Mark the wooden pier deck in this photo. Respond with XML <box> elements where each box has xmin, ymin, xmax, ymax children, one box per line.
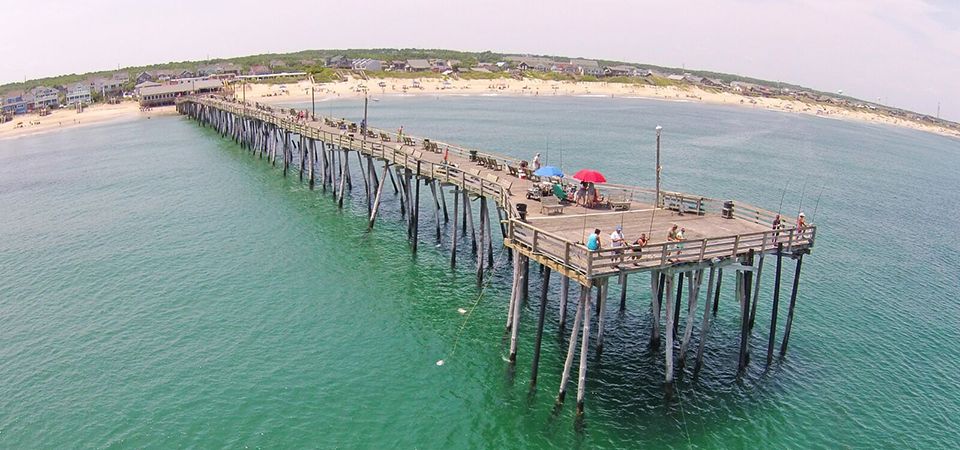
<box><xmin>177</xmin><ymin>95</ymin><xmax>817</xmax><ymax>417</ymax></box>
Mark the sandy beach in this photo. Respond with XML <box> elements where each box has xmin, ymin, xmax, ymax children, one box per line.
<box><xmin>2</xmin><ymin>76</ymin><xmax>957</xmax><ymax>141</ymax></box>
<box><xmin>243</xmin><ymin>76</ymin><xmax>960</xmax><ymax>139</ymax></box>
<box><xmin>0</xmin><ymin>102</ymin><xmax>176</xmax><ymax>141</ymax></box>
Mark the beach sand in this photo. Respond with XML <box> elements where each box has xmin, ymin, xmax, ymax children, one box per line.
<box><xmin>242</xmin><ymin>76</ymin><xmax>960</xmax><ymax>140</ymax></box>
<box><xmin>2</xmin><ymin>76</ymin><xmax>957</xmax><ymax>141</ymax></box>
<box><xmin>0</xmin><ymin>102</ymin><xmax>176</xmax><ymax>141</ymax></box>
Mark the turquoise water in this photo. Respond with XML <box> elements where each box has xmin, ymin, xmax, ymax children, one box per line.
<box><xmin>1</xmin><ymin>96</ymin><xmax>958</xmax><ymax>447</ymax></box>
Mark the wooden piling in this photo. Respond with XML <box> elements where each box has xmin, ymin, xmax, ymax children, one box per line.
<box><xmin>779</xmin><ymin>253</ymin><xmax>804</xmax><ymax>356</ymax></box>
<box><xmin>749</xmin><ymin>250</ymin><xmax>766</xmax><ymax>330</ymax></box>
<box><xmin>509</xmin><ymin>256</ymin><xmax>526</xmax><ymax>363</ymax></box>
<box><xmin>619</xmin><ymin>271</ymin><xmax>628</xmax><ymax>312</ymax></box>
<box><xmin>412</xmin><ymin>162</ymin><xmax>421</xmax><ymax>253</ymax></box>
<box><xmin>558</xmin><ymin>276</ymin><xmax>570</xmax><ymax>332</ymax></box>
<box><xmin>476</xmin><ymin>197</ymin><xmax>486</xmax><ymax>287</ymax></box>
<box><xmin>693</xmin><ymin>266</ymin><xmax>717</xmax><ymax>377</ymax></box>
<box><xmin>673</xmin><ymin>271</ymin><xmax>684</xmax><ymax>339</ymax></box>
<box><xmin>576</xmin><ymin>284</ymin><xmax>594</xmax><ymax>415</ymax></box>
<box><xmin>664</xmin><ymin>273</ymin><xmax>676</xmax><ymax>383</ymax></box>
<box><xmin>530</xmin><ymin>266</ymin><xmax>552</xmax><ymax>386</ymax></box>
<box><xmin>596</xmin><ymin>278</ymin><xmax>609</xmax><ymax>354</ymax></box>
<box><xmin>368</xmin><ymin>163</ymin><xmax>389</xmax><ymax>229</ymax></box>
<box><xmin>767</xmin><ymin>243</ymin><xmax>784</xmax><ymax>365</ymax></box>
<box><xmin>713</xmin><ymin>268</ymin><xmax>723</xmax><ymax>315</ymax></box>
<box><xmin>451</xmin><ymin>186</ymin><xmax>459</xmax><ymax>269</ymax></box>
<box><xmin>678</xmin><ymin>269</ymin><xmax>703</xmax><ymax>370</ymax></box>
<box><xmin>557</xmin><ymin>286</ymin><xmax>586</xmax><ymax>405</ymax></box>
<box><xmin>649</xmin><ymin>271</ymin><xmax>663</xmax><ymax>349</ymax></box>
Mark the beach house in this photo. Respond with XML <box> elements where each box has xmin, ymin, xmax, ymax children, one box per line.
<box><xmin>65</xmin><ymin>83</ymin><xmax>92</xmax><ymax>105</ymax></box>
<box><xmin>571</xmin><ymin>59</ymin><xmax>603</xmax><ymax>76</ymax></box>
<box><xmin>405</xmin><ymin>59</ymin><xmax>431</xmax><ymax>72</ymax></box>
<box><xmin>2</xmin><ymin>93</ymin><xmax>29</xmax><ymax>115</ymax></box>
<box><xmin>30</xmin><ymin>87</ymin><xmax>60</xmax><ymax>109</ymax></box>
<box><xmin>352</xmin><ymin>58</ymin><xmax>382</xmax><ymax>72</ymax></box>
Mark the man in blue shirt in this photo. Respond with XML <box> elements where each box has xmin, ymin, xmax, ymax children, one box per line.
<box><xmin>587</xmin><ymin>228</ymin><xmax>601</xmax><ymax>251</ymax></box>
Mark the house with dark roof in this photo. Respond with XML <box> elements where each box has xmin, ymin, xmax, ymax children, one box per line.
<box><xmin>405</xmin><ymin>59</ymin><xmax>431</xmax><ymax>72</ymax></box>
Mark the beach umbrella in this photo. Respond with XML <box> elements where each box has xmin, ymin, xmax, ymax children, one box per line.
<box><xmin>573</xmin><ymin>169</ymin><xmax>607</xmax><ymax>184</ymax></box>
<box><xmin>533</xmin><ymin>165</ymin><xmax>564</xmax><ymax>177</ymax></box>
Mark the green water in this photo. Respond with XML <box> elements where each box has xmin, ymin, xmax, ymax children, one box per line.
<box><xmin>1</xmin><ymin>96</ymin><xmax>958</xmax><ymax>448</ymax></box>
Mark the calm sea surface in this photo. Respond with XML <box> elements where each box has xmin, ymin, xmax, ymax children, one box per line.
<box><xmin>1</xmin><ymin>95</ymin><xmax>958</xmax><ymax>448</ymax></box>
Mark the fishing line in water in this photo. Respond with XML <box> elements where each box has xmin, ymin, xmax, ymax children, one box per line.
<box><xmin>437</xmin><ymin>243</ymin><xmax>511</xmax><ymax>366</ymax></box>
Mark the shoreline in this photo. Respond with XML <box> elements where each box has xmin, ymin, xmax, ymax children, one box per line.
<box><xmin>2</xmin><ymin>77</ymin><xmax>957</xmax><ymax>141</ymax></box>
<box><xmin>246</xmin><ymin>77</ymin><xmax>960</xmax><ymax>140</ymax></box>
<box><xmin>0</xmin><ymin>102</ymin><xmax>178</xmax><ymax>141</ymax></box>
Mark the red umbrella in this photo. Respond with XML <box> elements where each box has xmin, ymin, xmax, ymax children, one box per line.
<box><xmin>573</xmin><ymin>169</ymin><xmax>607</xmax><ymax>183</ymax></box>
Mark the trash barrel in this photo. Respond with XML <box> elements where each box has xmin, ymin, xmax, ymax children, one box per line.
<box><xmin>516</xmin><ymin>203</ymin><xmax>528</xmax><ymax>222</ymax></box>
<box><xmin>722</xmin><ymin>201</ymin><xmax>735</xmax><ymax>219</ymax></box>
<box><xmin>469</xmin><ymin>150</ymin><xmax>478</xmax><ymax>161</ymax></box>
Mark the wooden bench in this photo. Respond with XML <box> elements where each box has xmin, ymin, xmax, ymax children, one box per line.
<box><xmin>540</xmin><ymin>196</ymin><xmax>565</xmax><ymax>215</ymax></box>
<box><xmin>486</xmin><ymin>157</ymin><xmax>503</xmax><ymax>171</ymax></box>
<box><xmin>380</xmin><ymin>132</ymin><xmax>391</xmax><ymax>142</ymax></box>
<box><xmin>608</xmin><ymin>193</ymin><xmax>631</xmax><ymax>211</ymax></box>
<box><xmin>403</xmin><ymin>137</ymin><xmax>416</xmax><ymax>146</ymax></box>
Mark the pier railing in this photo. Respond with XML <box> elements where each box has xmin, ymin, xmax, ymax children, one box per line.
<box><xmin>185</xmin><ymin>97</ymin><xmax>513</xmax><ymax>209</ymax></box>
<box><xmin>507</xmin><ymin>219</ymin><xmax>814</xmax><ymax>279</ymax></box>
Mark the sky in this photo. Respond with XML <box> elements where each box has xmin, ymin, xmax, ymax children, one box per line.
<box><xmin>1</xmin><ymin>0</ymin><xmax>958</xmax><ymax>121</ymax></box>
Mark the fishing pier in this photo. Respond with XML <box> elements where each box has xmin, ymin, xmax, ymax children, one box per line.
<box><xmin>176</xmin><ymin>96</ymin><xmax>816</xmax><ymax>415</ymax></box>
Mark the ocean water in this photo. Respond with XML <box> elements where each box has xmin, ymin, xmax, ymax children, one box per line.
<box><xmin>1</xmin><ymin>95</ymin><xmax>958</xmax><ymax>448</ymax></box>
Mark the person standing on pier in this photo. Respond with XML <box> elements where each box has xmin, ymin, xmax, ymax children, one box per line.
<box><xmin>796</xmin><ymin>212</ymin><xmax>807</xmax><ymax>239</ymax></box>
<box><xmin>532</xmin><ymin>152</ymin><xmax>541</xmax><ymax>170</ymax></box>
<box><xmin>772</xmin><ymin>214</ymin><xmax>785</xmax><ymax>243</ymax></box>
<box><xmin>610</xmin><ymin>225</ymin><xmax>626</xmax><ymax>267</ymax></box>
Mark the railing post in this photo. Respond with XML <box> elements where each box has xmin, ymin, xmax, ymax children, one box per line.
<box><xmin>698</xmin><ymin>238</ymin><xmax>707</xmax><ymax>261</ymax></box>
<box><xmin>586</xmin><ymin>249</ymin><xmax>594</xmax><ymax>278</ymax></box>
<box><xmin>660</xmin><ymin>244</ymin><xmax>668</xmax><ymax>267</ymax></box>
<box><xmin>532</xmin><ymin>230</ymin><xmax>539</xmax><ymax>253</ymax></box>
<box><xmin>564</xmin><ymin>242</ymin><xmax>571</xmax><ymax>266</ymax></box>
<box><xmin>732</xmin><ymin>235</ymin><xmax>741</xmax><ymax>257</ymax></box>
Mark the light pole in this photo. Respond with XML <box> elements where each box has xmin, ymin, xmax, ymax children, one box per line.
<box><xmin>362</xmin><ymin>88</ymin><xmax>369</xmax><ymax>138</ymax></box>
<box><xmin>655</xmin><ymin>125</ymin><xmax>662</xmax><ymax>207</ymax></box>
<box><xmin>311</xmin><ymin>84</ymin><xmax>316</xmax><ymax>120</ymax></box>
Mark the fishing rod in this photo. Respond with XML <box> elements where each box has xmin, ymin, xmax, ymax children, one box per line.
<box><xmin>811</xmin><ymin>185</ymin><xmax>826</xmax><ymax>224</ymax></box>
<box><xmin>796</xmin><ymin>181</ymin><xmax>808</xmax><ymax>219</ymax></box>
<box><xmin>777</xmin><ymin>181</ymin><xmax>790</xmax><ymax>215</ymax></box>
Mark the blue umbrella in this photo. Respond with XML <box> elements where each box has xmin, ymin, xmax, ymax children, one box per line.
<box><xmin>533</xmin><ymin>165</ymin><xmax>564</xmax><ymax>177</ymax></box>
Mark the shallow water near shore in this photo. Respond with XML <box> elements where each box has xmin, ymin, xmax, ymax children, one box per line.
<box><xmin>1</xmin><ymin>95</ymin><xmax>958</xmax><ymax>447</ymax></box>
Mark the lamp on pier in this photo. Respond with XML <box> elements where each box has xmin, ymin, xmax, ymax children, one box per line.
<box><xmin>655</xmin><ymin>125</ymin><xmax>663</xmax><ymax>207</ymax></box>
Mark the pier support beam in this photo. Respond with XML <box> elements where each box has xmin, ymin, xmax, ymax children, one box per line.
<box><xmin>530</xmin><ymin>266</ymin><xmax>551</xmax><ymax>386</ymax></box>
<box><xmin>576</xmin><ymin>284</ymin><xmax>594</xmax><ymax>415</ymax></box>
<box><xmin>557</xmin><ymin>286</ymin><xmax>587</xmax><ymax>405</ymax></box>
<box><xmin>451</xmin><ymin>186</ymin><xmax>459</xmax><ymax>269</ymax></box>
<box><xmin>596</xmin><ymin>278</ymin><xmax>609</xmax><ymax>355</ymax></box>
<box><xmin>767</xmin><ymin>244</ymin><xmax>784</xmax><ymax>365</ymax></box>
<box><xmin>678</xmin><ymin>269</ymin><xmax>704</xmax><ymax>370</ymax></box>
<box><xmin>664</xmin><ymin>273</ymin><xmax>676</xmax><ymax>383</ymax></box>
<box><xmin>738</xmin><ymin>250</ymin><xmax>755</xmax><ymax>374</ymax></box>
<box><xmin>619</xmin><ymin>272</ymin><xmax>628</xmax><ymax>312</ymax></box>
<box><xmin>649</xmin><ymin>271</ymin><xmax>664</xmax><ymax>349</ymax></box>
<box><xmin>558</xmin><ymin>276</ymin><xmax>570</xmax><ymax>333</ymax></box>
<box><xmin>508</xmin><ymin>255</ymin><xmax>527</xmax><ymax>363</ymax></box>
<box><xmin>693</xmin><ymin>266</ymin><xmax>717</xmax><ymax>377</ymax></box>
<box><xmin>368</xmin><ymin>163</ymin><xmax>390</xmax><ymax>229</ymax></box>
<box><xmin>780</xmin><ymin>253</ymin><xmax>804</xmax><ymax>356</ymax></box>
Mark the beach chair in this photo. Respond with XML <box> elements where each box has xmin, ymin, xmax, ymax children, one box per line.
<box><xmin>507</xmin><ymin>165</ymin><xmax>519</xmax><ymax>177</ymax></box>
<box><xmin>380</xmin><ymin>132</ymin><xmax>391</xmax><ymax>142</ymax></box>
<box><xmin>540</xmin><ymin>196</ymin><xmax>565</xmax><ymax>215</ymax></box>
<box><xmin>487</xmin><ymin>158</ymin><xmax>503</xmax><ymax>171</ymax></box>
<box><xmin>552</xmin><ymin>183</ymin><xmax>569</xmax><ymax>202</ymax></box>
